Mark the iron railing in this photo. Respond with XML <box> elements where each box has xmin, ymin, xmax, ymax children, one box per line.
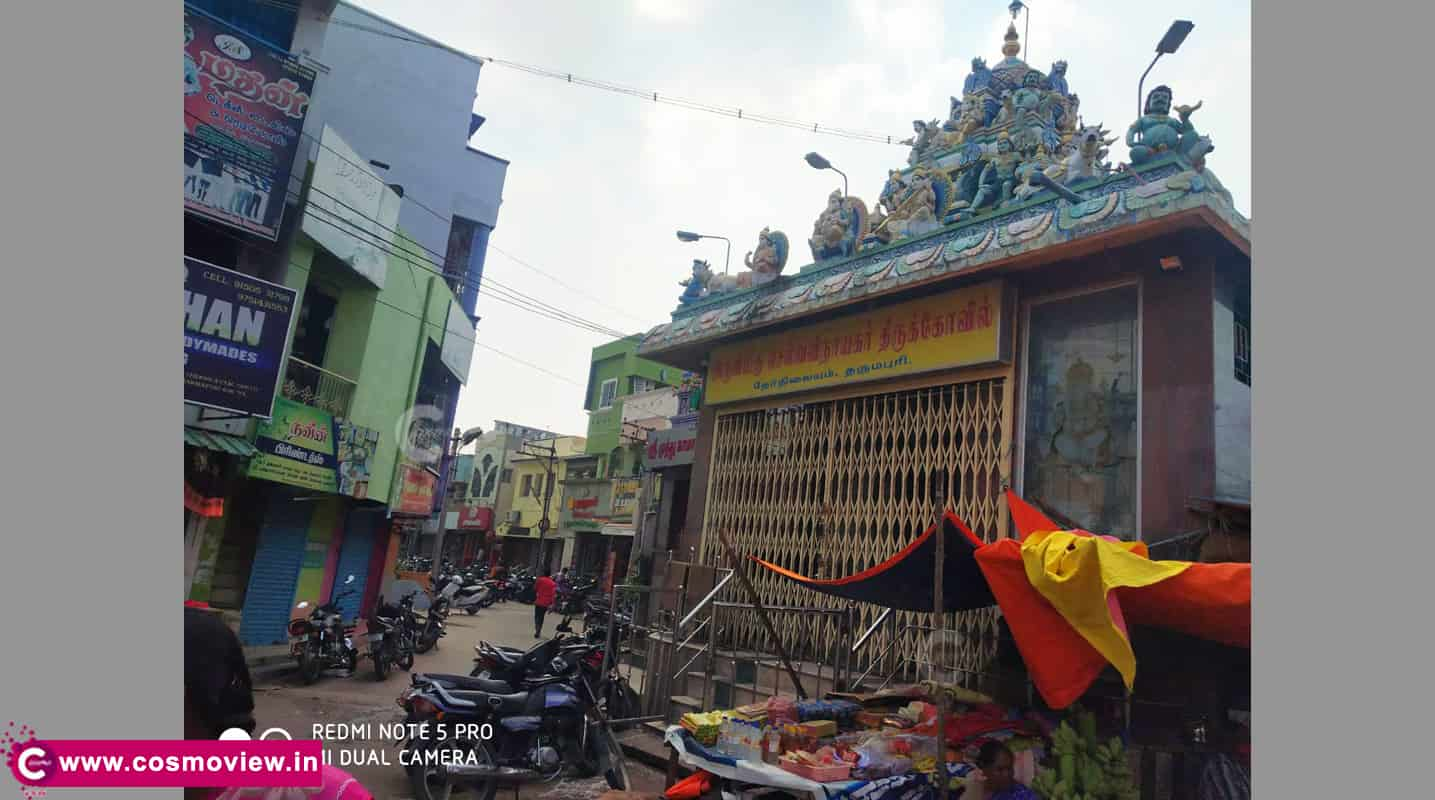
<box><xmin>280</xmin><ymin>356</ymin><xmax>358</xmax><ymax>417</ymax></box>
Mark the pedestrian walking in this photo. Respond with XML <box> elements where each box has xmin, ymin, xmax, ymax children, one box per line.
<box><xmin>533</xmin><ymin>568</ymin><xmax>557</xmax><ymax>638</ymax></box>
<box><xmin>184</xmin><ymin>607</ymin><xmax>372</xmax><ymax>800</ymax></box>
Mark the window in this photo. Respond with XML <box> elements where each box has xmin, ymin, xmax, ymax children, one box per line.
<box><xmin>599</xmin><ymin>379</ymin><xmax>618</xmax><ymax>409</ymax></box>
<box><xmin>1233</xmin><ymin>289</ymin><xmax>1251</xmax><ymax>386</ymax></box>
<box><xmin>608</xmin><ymin>449</ymin><xmax>625</xmax><ymax>478</ymax></box>
<box><xmin>501</xmin><ymin>468</ymin><xmax>513</xmax><ymax>484</ymax></box>
<box><xmin>1021</xmin><ymin>286</ymin><xmax>1140</xmax><ymax>539</ymax></box>
<box><xmin>473</xmin><ymin>455</ymin><xmax>498</xmax><ymax>498</ymax></box>
<box><xmin>631</xmin><ymin>377</ymin><xmax>656</xmax><ymax>395</ymax></box>
<box><xmin>520</xmin><ymin>474</ymin><xmax>534</xmax><ymax>497</ymax></box>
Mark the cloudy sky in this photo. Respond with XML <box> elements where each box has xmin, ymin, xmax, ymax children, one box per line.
<box><xmin>348</xmin><ymin>0</ymin><xmax>1251</xmax><ymax>439</ymax></box>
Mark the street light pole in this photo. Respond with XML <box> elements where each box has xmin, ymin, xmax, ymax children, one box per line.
<box><xmin>675</xmin><ymin>230</ymin><xmax>732</xmax><ymax>275</ymax></box>
<box><xmin>803</xmin><ymin>152</ymin><xmax>847</xmax><ymax>198</ymax></box>
<box><xmin>1137</xmin><ymin>21</ymin><xmax>1195</xmax><ymax>132</ymax></box>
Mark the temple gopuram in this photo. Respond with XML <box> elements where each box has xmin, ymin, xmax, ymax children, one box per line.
<box><xmin>637</xmin><ymin>16</ymin><xmax>1250</xmax><ymax>683</ymax></box>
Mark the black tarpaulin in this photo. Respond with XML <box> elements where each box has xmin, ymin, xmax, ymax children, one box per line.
<box><xmin>750</xmin><ymin>512</ymin><xmax>996</xmax><ymax>613</ymax></box>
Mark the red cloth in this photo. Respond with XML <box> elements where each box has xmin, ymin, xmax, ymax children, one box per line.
<box><xmin>534</xmin><ymin>576</ymin><xmax>557</xmax><ymax>608</ymax></box>
<box><xmin>973</xmin><ymin>540</ymin><xmax>1110</xmax><ymax>710</ymax></box>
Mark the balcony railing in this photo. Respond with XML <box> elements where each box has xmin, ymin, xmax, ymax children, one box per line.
<box><xmin>280</xmin><ymin>356</ymin><xmax>357</xmax><ymax>417</ymax></box>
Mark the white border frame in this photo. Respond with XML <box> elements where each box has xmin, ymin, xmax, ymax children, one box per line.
<box><xmin>1015</xmin><ymin>278</ymin><xmax>1144</xmax><ymax>538</ymax></box>
<box><xmin>598</xmin><ymin>378</ymin><xmax>619</xmax><ymax>409</ymax></box>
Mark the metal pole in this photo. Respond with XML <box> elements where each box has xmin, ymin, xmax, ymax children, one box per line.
<box><xmin>832</xmin><ymin>167</ymin><xmax>849</xmax><ymax>199</ymax></box>
<box><xmin>1136</xmin><ymin>52</ymin><xmax>1162</xmax><ymax>139</ymax></box>
<box><xmin>530</xmin><ymin>443</ymin><xmax>557</xmax><ymax>572</ymax></box>
<box><xmin>430</xmin><ymin>427</ymin><xmax>460</xmax><ymax>585</ymax></box>
<box><xmin>716</xmin><ymin>528</ymin><xmax>808</xmax><ymax>699</ymax></box>
<box><xmin>932</xmin><ymin>487</ymin><xmax>950</xmax><ymax>800</ymax></box>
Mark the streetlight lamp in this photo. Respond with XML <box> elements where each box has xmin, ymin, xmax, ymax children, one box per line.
<box><xmin>804</xmin><ymin>152</ymin><xmax>848</xmax><ymax>198</ymax></box>
<box><xmin>1008</xmin><ymin>1</ymin><xmax>1030</xmax><ymax>62</ymax></box>
<box><xmin>1137</xmin><ymin>21</ymin><xmax>1194</xmax><ymax>124</ymax></box>
<box><xmin>675</xmin><ymin>230</ymin><xmax>732</xmax><ymax>275</ymax></box>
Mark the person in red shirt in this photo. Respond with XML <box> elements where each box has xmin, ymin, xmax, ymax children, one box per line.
<box><xmin>533</xmin><ymin>569</ymin><xmax>557</xmax><ymax>638</ymax></box>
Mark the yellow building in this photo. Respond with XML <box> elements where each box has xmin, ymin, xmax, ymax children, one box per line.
<box><xmin>499</xmin><ymin>435</ymin><xmax>586</xmax><ymax>572</ymax></box>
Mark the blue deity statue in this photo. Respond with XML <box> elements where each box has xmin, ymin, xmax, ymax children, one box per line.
<box><xmin>1126</xmin><ymin>85</ymin><xmax>1208</xmax><ymax>165</ymax></box>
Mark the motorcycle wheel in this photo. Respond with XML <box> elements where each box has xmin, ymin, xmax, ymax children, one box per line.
<box><xmin>298</xmin><ymin>643</ymin><xmax>322</xmax><ymax>685</ymax></box>
<box><xmin>396</xmin><ymin>639</ymin><xmax>415</xmax><ymax>671</ymax></box>
<box><xmin>586</xmin><ymin>724</ymin><xmax>631</xmax><ymax>792</ymax></box>
<box><xmin>373</xmin><ymin>646</ymin><xmax>390</xmax><ymax>681</ymax></box>
<box><xmin>407</xmin><ymin>738</ymin><xmax>497</xmax><ymax>800</ymax></box>
<box><xmin>415</xmin><ymin>629</ymin><xmax>436</xmax><ymax>655</ymax></box>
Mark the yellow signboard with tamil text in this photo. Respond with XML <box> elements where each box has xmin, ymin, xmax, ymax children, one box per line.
<box><xmin>705</xmin><ymin>280</ymin><xmax>1009</xmax><ymax>405</ymax></box>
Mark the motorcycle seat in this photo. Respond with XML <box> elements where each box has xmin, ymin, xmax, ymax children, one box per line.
<box><xmin>437</xmin><ymin>685</ymin><xmax>530</xmax><ymax>714</ymax></box>
<box><xmin>424</xmin><ymin>673</ymin><xmax>515</xmax><ymax>693</ymax></box>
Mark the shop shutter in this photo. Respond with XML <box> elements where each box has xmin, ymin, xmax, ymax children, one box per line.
<box><xmin>702</xmin><ymin>378</ymin><xmax>1011</xmax><ymax>686</ymax></box>
<box><xmin>239</xmin><ymin>500</ymin><xmax>314</xmax><ymax>646</ymax></box>
<box><xmin>332</xmin><ymin>511</ymin><xmax>378</xmax><ymax>621</ymax></box>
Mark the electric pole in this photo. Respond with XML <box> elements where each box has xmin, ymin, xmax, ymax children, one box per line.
<box><xmin>520</xmin><ymin>439</ymin><xmax>560</xmax><ymax>573</ymax></box>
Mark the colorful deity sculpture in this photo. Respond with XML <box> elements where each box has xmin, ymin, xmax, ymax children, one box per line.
<box><xmin>742</xmin><ymin>227</ymin><xmax>790</xmax><ymax>282</ymax></box>
<box><xmin>808</xmin><ymin>189</ymin><xmax>870</xmax><ymax>262</ymax></box>
<box><xmin>1126</xmin><ymin>85</ymin><xmax>1208</xmax><ymax>165</ymax></box>
<box><xmin>677</xmin><ymin>259</ymin><xmax>713</xmax><ymax>305</ymax></box>
<box><xmin>871</xmin><ymin>167</ymin><xmax>952</xmax><ymax>240</ymax></box>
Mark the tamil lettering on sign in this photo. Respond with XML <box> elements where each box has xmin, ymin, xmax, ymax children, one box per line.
<box><xmin>302</xmin><ymin>125</ymin><xmax>400</xmax><ymax>289</ymax></box>
<box><xmin>184</xmin><ymin>6</ymin><xmax>315</xmax><ymax>239</ymax></box>
<box><xmin>644</xmin><ymin>423</ymin><xmax>698</xmax><ymax>468</ymax></box>
<box><xmin>184</xmin><ymin>258</ymin><xmax>297</xmax><ymax>418</ymax></box>
<box><xmin>705</xmin><ymin>280</ymin><xmax>1011</xmax><ymax>405</ymax></box>
<box><xmin>247</xmin><ymin>398</ymin><xmax>380</xmax><ymax>495</ymax></box>
<box><xmin>395</xmin><ymin>464</ymin><xmax>437</xmax><ymax>516</ymax></box>
<box><xmin>248</xmin><ymin>397</ymin><xmax>339</xmax><ymax>491</ymax></box>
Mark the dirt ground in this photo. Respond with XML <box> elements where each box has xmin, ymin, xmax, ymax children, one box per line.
<box><xmin>252</xmin><ymin>601</ymin><xmax>666</xmax><ymax>799</ymax></box>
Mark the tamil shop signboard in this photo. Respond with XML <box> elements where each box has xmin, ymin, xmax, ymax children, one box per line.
<box><xmin>704</xmin><ymin>280</ymin><xmax>1012</xmax><ymax>405</ymax></box>
<box><xmin>246</xmin><ymin>397</ymin><xmax>379</xmax><ymax>497</ymax></box>
<box><xmin>184</xmin><ymin>5</ymin><xmax>315</xmax><ymax>240</ymax></box>
<box><xmin>184</xmin><ymin>258</ymin><xmax>296</xmax><ymax>419</ymax></box>
<box><xmin>395</xmin><ymin>464</ymin><xmax>438</xmax><ymax>516</ymax></box>
<box><xmin>644</xmin><ymin>421</ymin><xmax>698</xmax><ymax>469</ymax></box>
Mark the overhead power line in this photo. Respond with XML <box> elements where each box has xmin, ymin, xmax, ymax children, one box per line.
<box><xmin>187</xmin><ymin>212</ymin><xmax>591</xmax><ymax>390</ymax></box>
<box><xmin>326</xmin><ymin>18</ymin><xmax>906</xmax><ymax>146</ymax></box>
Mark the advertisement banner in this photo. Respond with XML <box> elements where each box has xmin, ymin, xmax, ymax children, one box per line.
<box><xmin>336</xmin><ymin>419</ymin><xmax>380</xmax><ymax>500</ymax></box>
<box><xmin>184</xmin><ymin>6</ymin><xmax>315</xmax><ymax>240</ymax></box>
<box><xmin>302</xmin><ymin>125</ymin><xmax>400</xmax><ymax>289</ymax></box>
<box><xmin>246</xmin><ymin>397</ymin><xmax>378</xmax><ymax>495</ymax></box>
<box><xmin>644</xmin><ymin>422</ymin><xmax>698</xmax><ymax>468</ymax></box>
<box><xmin>456</xmin><ymin>503</ymin><xmax>494</xmax><ymax>530</ymax></box>
<box><xmin>395</xmin><ymin>464</ymin><xmax>437</xmax><ymax>515</ymax></box>
<box><xmin>247</xmin><ymin>397</ymin><xmax>338</xmax><ymax>492</ymax></box>
<box><xmin>611</xmin><ymin>479</ymin><xmax>641</xmax><ymax>519</ymax></box>
<box><xmin>184</xmin><ymin>258</ymin><xmax>297</xmax><ymax>418</ymax></box>
<box><xmin>705</xmin><ymin>280</ymin><xmax>1010</xmax><ymax>405</ymax></box>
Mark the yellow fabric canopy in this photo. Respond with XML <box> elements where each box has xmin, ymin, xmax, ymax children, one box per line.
<box><xmin>1020</xmin><ymin>530</ymin><xmax>1192</xmax><ymax>689</ymax></box>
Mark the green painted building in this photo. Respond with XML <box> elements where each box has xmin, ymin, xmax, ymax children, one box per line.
<box><xmin>583</xmin><ymin>337</ymin><xmax>679</xmax><ymax>475</ymax></box>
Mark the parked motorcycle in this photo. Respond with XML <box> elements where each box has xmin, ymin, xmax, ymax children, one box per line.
<box><xmin>414</xmin><ymin>587</ymin><xmax>449</xmax><ymax>655</ymax></box>
<box><xmin>369</xmin><ymin>590</ymin><xmax>420</xmax><ymax>681</ymax></box>
<box><xmin>397</xmin><ymin>640</ymin><xmax>629</xmax><ymax>800</ymax></box>
<box><xmin>289</xmin><ymin>575</ymin><xmax>361</xmax><ymax>685</ymax></box>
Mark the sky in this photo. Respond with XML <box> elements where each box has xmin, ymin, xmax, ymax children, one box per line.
<box><xmin>347</xmin><ymin>0</ymin><xmax>1251</xmax><ymax>440</ymax></box>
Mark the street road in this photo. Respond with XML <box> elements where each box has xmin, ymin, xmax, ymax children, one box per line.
<box><xmin>253</xmin><ymin>600</ymin><xmax>663</xmax><ymax>799</ymax></box>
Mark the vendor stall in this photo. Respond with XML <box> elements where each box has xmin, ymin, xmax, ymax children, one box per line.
<box><xmin>656</xmin><ymin>492</ymin><xmax>1250</xmax><ymax>800</ymax></box>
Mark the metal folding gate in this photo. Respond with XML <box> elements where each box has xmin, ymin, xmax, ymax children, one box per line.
<box><xmin>699</xmin><ymin>377</ymin><xmax>1012</xmax><ymax>680</ymax></box>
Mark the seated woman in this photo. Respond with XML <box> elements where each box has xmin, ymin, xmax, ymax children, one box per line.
<box><xmin>970</xmin><ymin>741</ymin><xmax>1038</xmax><ymax>800</ymax></box>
